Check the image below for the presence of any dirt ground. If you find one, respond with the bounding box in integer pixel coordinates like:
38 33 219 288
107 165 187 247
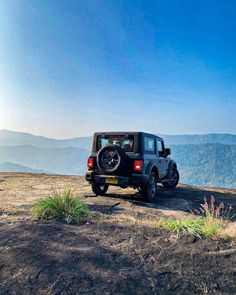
0 173 236 294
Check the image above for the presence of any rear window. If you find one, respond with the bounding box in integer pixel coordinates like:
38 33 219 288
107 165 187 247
97 135 134 152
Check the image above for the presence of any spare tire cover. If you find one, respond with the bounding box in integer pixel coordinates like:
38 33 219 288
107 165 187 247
97 144 127 174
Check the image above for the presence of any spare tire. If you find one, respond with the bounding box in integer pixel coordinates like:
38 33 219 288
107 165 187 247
97 144 127 174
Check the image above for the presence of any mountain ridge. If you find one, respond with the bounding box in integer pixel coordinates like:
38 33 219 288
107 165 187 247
1 129 236 148
0 162 48 174
0 145 89 175
0 129 91 149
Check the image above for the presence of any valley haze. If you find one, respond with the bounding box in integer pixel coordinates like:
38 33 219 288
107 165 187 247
0 129 235 189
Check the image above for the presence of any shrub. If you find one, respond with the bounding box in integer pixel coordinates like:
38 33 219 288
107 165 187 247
32 189 90 223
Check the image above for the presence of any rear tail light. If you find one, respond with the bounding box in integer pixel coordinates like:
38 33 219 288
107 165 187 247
87 157 94 169
134 160 143 172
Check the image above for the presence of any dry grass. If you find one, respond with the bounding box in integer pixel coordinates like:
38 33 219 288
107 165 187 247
97 213 233 239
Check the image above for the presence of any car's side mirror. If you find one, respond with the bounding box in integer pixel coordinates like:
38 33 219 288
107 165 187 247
165 148 171 156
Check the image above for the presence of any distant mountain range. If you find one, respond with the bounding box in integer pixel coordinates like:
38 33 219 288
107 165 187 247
0 144 88 175
1 129 236 148
0 130 235 188
0 162 47 174
161 133 236 145
0 129 91 150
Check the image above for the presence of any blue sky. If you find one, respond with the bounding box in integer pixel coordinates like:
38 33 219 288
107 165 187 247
0 0 236 138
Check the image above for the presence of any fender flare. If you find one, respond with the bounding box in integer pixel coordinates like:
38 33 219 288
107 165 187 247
145 163 159 179
167 160 177 178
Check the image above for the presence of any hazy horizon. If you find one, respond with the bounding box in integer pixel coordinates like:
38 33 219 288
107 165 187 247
0 128 236 189
1 128 236 141
0 1 236 137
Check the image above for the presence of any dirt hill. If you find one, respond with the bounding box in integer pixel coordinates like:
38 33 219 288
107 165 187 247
0 173 235 294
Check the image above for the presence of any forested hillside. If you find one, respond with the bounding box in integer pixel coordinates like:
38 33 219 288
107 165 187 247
170 144 236 188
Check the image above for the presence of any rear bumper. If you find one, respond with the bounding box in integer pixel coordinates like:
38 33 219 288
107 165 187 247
85 171 149 187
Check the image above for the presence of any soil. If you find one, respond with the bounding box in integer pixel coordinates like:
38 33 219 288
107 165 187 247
0 173 236 294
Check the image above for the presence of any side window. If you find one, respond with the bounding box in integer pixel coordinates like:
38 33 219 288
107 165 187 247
144 137 155 152
156 140 163 156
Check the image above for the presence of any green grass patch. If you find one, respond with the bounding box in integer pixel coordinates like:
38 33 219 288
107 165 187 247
162 196 233 238
32 189 90 223
163 216 222 238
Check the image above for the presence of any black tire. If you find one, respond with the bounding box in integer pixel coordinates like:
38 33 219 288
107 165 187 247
97 144 127 174
140 172 158 202
162 168 179 189
92 183 109 196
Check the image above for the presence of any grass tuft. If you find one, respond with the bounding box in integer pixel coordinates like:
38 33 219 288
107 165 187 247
32 189 90 223
163 217 221 238
163 196 235 238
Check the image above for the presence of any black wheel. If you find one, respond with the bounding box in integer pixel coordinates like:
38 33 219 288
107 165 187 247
162 168 179 189
140 172 158 202
97 144 127 174
91 183 109 196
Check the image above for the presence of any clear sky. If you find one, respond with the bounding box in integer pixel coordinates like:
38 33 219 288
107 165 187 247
0 0 236 138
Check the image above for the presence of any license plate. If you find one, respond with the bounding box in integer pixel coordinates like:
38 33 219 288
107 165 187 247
105 178 118 184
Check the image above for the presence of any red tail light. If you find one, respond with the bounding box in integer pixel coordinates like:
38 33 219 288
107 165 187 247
87 157 94 169
134 160 143 172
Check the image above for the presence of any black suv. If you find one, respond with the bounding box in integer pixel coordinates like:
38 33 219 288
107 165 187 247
85 132 179 201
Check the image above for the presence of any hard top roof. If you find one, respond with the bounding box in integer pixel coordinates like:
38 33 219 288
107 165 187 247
93 131 163 140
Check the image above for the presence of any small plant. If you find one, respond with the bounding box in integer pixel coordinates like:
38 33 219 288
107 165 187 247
163 216 222 238
163 196 235 238
32 189 90 223
163 217 205 238
202 217 221 237
193 195 235 222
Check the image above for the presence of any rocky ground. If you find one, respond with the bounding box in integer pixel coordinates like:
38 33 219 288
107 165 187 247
0 173 236 294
